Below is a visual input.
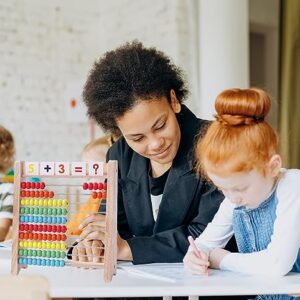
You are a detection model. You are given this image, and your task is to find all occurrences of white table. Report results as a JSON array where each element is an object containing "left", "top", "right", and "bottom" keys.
[{"left": 1, "top": 249, "right": 300, "bottom": 299}]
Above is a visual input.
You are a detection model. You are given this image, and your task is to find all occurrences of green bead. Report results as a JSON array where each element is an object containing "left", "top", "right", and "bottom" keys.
[
  {"left": 60, "top": 252, "right": 66, "bottom": 259},
  {"left": 37, "top": 250, "right": 42, "bottom": 257},
  {"left": 51, "top": 251, "right": 56, "bottom": 258},
  {"left": 32, "top": 250, "right": 37, "bottom": 256},
  {"left": 20, "top": 207, "right": 25, "bottom": 214},
  {"left": 25, "top": 207, "right": 29, "bottom": 214},
  {"left": 30, "top": 207, "right": 34, "bottom": 214},
  {"left": 42, "top": 251, "right": 47, "bottom": 257},
  {"left": 28, "top": 250, "right": 33, "bottom": 256},
  {"left": 23, "top": 249, "right": 28, "bottom": 256},
  {"left": 34, "top": 208, "right": 39, "bottom": 214},
  {"left": 19, "top": 249, "right": 23, "bottom": 256},
  {"left": 62, "top": 209, "right": 67, "bottom": 215},
  {"left": 48, "top": 208, "right": 52, "bottom": 215},
  {"left": 47, "top": 251, "right": 51, "bottom": 258},
  {"left": 52, "top": 208, "right": 57, "bottom": 215},
  {"left": 57, "top": 208, "right": 62, "bottom": 215}
]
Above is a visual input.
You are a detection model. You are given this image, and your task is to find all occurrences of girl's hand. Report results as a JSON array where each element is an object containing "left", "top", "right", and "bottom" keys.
[
  {"left": 183, "top": 251, "right": 210, "bottom": 275},
  {"left": 209, "top": 248, "right": 230, "bottom": 269}
]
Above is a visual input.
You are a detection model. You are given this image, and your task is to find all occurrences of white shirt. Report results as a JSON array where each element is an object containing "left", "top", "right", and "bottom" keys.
[
  {"left": 0, "top": 182, "right": 14, "bottom": 219},
  {"left": 192, "top": 169, "right": 300, "bottom": 276}
]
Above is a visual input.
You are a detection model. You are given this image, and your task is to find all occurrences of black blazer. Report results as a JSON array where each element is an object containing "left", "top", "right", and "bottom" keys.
[{"left": 107, "top": 105, "right": 225, "bottom": 264}]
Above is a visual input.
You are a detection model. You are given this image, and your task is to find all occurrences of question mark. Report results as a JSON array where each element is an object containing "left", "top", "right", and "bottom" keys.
[{"left": 93, "top": 163, "right": 99, "bottom": 175}]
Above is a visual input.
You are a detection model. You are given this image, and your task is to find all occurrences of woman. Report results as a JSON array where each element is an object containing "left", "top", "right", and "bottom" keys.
[{"left": 72, "top": 41, "right": 236, "bottom": 265}]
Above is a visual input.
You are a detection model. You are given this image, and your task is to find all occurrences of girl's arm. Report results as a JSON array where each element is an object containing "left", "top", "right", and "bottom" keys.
[
  {"left": 220, "top": 170, "right": 300, "bottom": 276},
  {"left": 193, "top": 197, "right": 235, "bottom": 255}
]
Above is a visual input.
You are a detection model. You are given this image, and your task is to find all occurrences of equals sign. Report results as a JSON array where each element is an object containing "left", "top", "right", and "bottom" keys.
[{"left": 74, "top": 166, "right": 82, "bottom": 173}]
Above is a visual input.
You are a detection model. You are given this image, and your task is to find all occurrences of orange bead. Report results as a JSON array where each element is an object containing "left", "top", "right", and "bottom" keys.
[
  {"left": 28, "top": 233, "right": 33, "bottom": 240},
  {"left": 30, "top": 191, "right": 35, "bottom": 198},
  {"left": 40, "top": 191, "right": 45, "bottom": 198},
  {"left": 24, "top": 233, "right": 29, "bottom": 240},
  {"left": 92, "top": 192, "right": 97, "bottom": 199},
  {"left": 19, "top": 232, "right": 24, "bottom": 239},
  {"left": 44, "top": 191, "right": 49, "bottom": 198},
  {"left": 97, "top": 192, "right": 102, "bottom": 199},
  {"left": 26, "top": 191, "right": 31, "bottom": 197},
  {"left": 49, "top": 191, "right": 54, "bottom": 198}
]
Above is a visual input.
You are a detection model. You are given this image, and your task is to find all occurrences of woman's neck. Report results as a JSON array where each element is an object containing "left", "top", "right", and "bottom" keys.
[{"left": 150, "top": 160, "right": 172, "bottom": 178}]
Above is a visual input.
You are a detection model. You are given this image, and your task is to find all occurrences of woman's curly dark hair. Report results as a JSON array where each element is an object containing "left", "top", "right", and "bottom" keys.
[{"left": 83, "top": 41, "right": 189, "bottom": 135}]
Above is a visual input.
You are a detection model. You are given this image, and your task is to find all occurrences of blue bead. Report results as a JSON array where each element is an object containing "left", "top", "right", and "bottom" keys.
[
  {"left": 20, "top": 216, "right": 24, "bottom": 222},
  {"left": 59, "top": 260, "right": 65, "bottom": 267},
  {"left": 52, "top": 217, "right": 57, "bottom": 224},
  {"left": 47, "top": 217, "right": 52, "bottom": 223},
  {"left": 32, "top": 258, "right": 37, "bottom": 265},
  {"left": 55, "top": 260, "right": 60, "bottom": 267},
  {"left": 61, "top": 217, "right": 67, "bottom": 224},
  {"left": 46, "top": 260, "right": 51, "bottom": 266},
  {"left": 33, "top": 216, "right": 38, "bottom": 223},
  {"left": 43, "top": 217, "right": 47, "bottom": 223},
  {"left": 24, "top": 216, "right": 29, "bottom": 223},
  {"left": 51, "top": 260, "right": 55, "bottom": 267},
  {"left": 38, "top": 216, "right": 43, "bottom": 223},
  {"left": 36, "top": 259, "right": 41, "bottom": 266},
  {"left": 28, "top": 258, "right": 32, "bottom": 265},
  {"left": 28, "top": 216, "right": 33, "bottom": 223},
  {"left": 41, "top": 259, "right": 46, "bottom": 266}
]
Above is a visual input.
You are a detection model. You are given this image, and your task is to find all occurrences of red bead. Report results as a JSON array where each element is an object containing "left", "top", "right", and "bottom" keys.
[
  {"left": 47, "top": 225, "right": 52, "bottom": 232},
  {"left": 83, "top": 182, "right": 88, "bottom": 190},
  {"left": 40, "top": 182, "right": 45, "bottom": 189},
  {"left": 26, "top": 182, "right": 31, "bottom": 189},
  {"left": 36, "top": 182, "right": 41, "bottom": 189},
  {"left": 61, "top": 226, "right": 67, "bottom": 233},
  {"left": 19, "top": 224, "right": 24, "bottom": 231},
  {"left": 98, "top": 182, "right": 103, "bottom": 190},
  {"left": 42, "top": 225, "right": 47, "bottom": 232},
  {"left": 38, "top": 225, "right": 43, "bottom": 231},
  {"left": 103, "top": 182, "right": 107, "bottom": 190},
  {"left": 94, "top": 183, "right": 99, "bottom": 190},
  {"left": 32, "top": 225, "right": 37, "bottom": 231},
  {"left": 52, "top": 225, "right": 57, "bottom": 232},
  {"left": 21, "top": 182, "right": 26, "bottom": 189},
  {"left": 88, "top": 182, "right": 94, "bottom": 190},
  {"left": 97, "top": 192, "right": 102, "bottom": 199},
  {"left": 49, "top": 191, "right": 54, "bottom": 198},
  {"left": 92, "top": 192, "right": 97, "bottom": 199},
  {"left": 31, "top": 182, "right": 36, "bottom": 189},
  {"left": 24, "top": 224, "right": 29, "bottom": 231}
]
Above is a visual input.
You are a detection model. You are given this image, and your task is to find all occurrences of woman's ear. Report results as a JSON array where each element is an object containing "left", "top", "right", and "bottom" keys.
[
  {"left": 170, "top": 89, "right": 181, "bottom": 113},
  {"left": 267, "top": 154, "right": 282, "bottom": 177}
]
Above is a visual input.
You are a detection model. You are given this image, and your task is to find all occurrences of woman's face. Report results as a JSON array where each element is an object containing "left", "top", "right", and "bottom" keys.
[{"left": 116, "top": 93, "right": 181, "bottom": 167}]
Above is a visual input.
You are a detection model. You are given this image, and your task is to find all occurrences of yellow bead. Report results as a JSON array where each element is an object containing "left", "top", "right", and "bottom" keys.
[
  {"left": 21, "top": 199, "right": 25, "bottom": 206},
  {"left": 57, "top": 199, "right": 62, "bottom": 206},
  {"left": 43, "top": 199, "right": 48, "bottom": 206},
  {"left": 48, "top": 200, "right": 52, "bottom": 207},
  {"left": 38, "top": 199, "right": 43, "bottom": 206},
  {"left": 32, "top": 242, "right": 37, "bottom": 248},
  {"left": 19, "top": 241, "right": 24, "bottom": 248},
  {"left": 34, "top": 199, "right": 38, "bottom": 206},
  {"left": 37, "top": 242, "right": 42, "bottom": 249},
  {"left": 28, "top": 241, "right": 33, "bottom": 248},
  {"left": 53, "top": 199, "right": 57, "bottom": 207}
]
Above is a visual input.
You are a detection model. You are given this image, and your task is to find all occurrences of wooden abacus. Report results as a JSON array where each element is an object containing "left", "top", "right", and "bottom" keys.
[{"left": 11, "top": 160, "right": 118, "bottom": 283}]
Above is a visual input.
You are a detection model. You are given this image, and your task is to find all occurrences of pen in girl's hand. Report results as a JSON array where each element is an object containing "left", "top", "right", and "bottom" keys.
[{"left": 188, "top": 236, "right": 209, "bottom": 276}]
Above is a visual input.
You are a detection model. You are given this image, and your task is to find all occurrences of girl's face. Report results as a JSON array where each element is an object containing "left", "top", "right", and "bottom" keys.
[
  {"left": 116, "top": 92, "right": 181, "bottom": 168},
  {"left": 207, "top": 167, "right": 279, "bottom": 209}
]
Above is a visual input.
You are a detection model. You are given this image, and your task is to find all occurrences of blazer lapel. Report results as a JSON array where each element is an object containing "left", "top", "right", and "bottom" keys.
[{"left": 121, "top": 152, "right": 155, "bottom": 235}]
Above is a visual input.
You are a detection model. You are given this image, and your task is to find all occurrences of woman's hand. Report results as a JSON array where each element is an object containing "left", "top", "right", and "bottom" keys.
[
  {"left": 209, "top": 248, "right": 230, "bottom": 269},
  {"left": 183, "top": 250, "right": 210, "bottom": 275},
  {"left": 71, "top": 213, "right": 133, "bottom": 263}
]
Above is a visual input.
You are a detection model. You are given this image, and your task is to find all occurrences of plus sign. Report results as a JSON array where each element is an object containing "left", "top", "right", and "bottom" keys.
[{"left": 44, "top": 165, "right": 51, "bottom": 173}]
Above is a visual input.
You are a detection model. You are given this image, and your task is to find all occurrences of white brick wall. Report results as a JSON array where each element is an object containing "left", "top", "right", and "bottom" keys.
[{"left": 0, "top": 0, "right": 198, "bottom": 161}]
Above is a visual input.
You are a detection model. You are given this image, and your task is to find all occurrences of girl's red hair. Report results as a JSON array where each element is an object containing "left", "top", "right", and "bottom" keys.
[{"left": 196, "top": 88, "right": 279, "bottom": 177}]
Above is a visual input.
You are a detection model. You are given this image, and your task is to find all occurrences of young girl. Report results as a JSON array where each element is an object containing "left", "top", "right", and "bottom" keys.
[{"left": 183, "top": 88, "right": 300, "bottom": 299}]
